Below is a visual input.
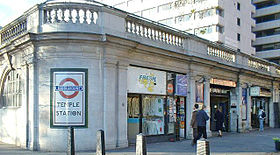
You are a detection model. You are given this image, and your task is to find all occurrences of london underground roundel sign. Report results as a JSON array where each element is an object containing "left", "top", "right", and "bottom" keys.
[
  {"left": 51, "top": 69, "right": 88, "bottom": 127},
  {"left": 57, "top": 78, "right": 83, "bottom": 99}
]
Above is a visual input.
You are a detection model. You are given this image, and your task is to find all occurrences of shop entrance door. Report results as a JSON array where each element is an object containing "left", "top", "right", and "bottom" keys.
[
  {"left": 210, "top": 96, "right": 230, "bottom": 132},
  {"left": 251, "top": 97, "right": 270, "bottom": 128}
]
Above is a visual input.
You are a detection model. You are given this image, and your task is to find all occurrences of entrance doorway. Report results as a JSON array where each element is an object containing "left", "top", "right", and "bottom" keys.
[
  {"left": 251, "top": 97, "right": 270, "bottom": 128},
  {"left": 210, "top": 94, "right": 230, "bottom": 132}
]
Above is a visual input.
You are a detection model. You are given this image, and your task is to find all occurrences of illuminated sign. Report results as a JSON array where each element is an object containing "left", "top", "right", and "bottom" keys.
[{"left": 210, "top": 78, "right": 236, "bottom": 87}]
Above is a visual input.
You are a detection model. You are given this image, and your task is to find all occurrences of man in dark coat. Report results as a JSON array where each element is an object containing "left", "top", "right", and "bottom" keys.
[
  {"left": 190, "top": 104, "right": 199, "bottom": 145},
  {"left": 214, "top": 108, "right": 224, "bottom": 137},
  {"left": 194, "top": 105, "right": 209, "bottom": 143}
]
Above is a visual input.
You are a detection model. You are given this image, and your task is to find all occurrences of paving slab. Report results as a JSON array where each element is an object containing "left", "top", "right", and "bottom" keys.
[{"left": 0, "top": 128, "right": 279, "bottom": 155}]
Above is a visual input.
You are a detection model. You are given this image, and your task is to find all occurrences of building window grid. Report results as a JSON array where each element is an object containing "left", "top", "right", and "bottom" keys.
[
  {"left": 255, "top": 1, "right": 280, "bottom": 9},
  {"left": 175, "top": 13, "right": 192, "bottom": 24},
  {"left": 255, "top": 42, "right": 280, "bottom": 52},
  {"left": 194, "top": 25, "right": 214, "bottom": 35},
  {"left": 173, "top": 0, "right": 207, "bottom": 8},
  {"left": 142, "top": 7, "right": 157, "bottom": 18},
  {"left": 158, "top": 3, "right": 172, "bottom": 13},
  {"left": 255, "top": 28, "right": 280, "bottom": 38},
  {"left": 237, "top": 33, "right": 241, "bottom": 41},
  {"left": 195, "top": 8, "right": 216, "bottom": 20},
  {"left": 237, "top": 2, "right": 240, "bottom": 10},
  {"left": 237, "top": 18, "right": 240, "bottom": 26},
  {"left": 159, "top": 18, "right": 174, "bottom": 25},
  {"left": 1, "top": 70, "right": 22, "bottom": 108},
  {"left": 255, "top": 13, "right": 280, "bottom": 24},
  {"left": 194, "top": 25, "right": 223, "bottom": 35}
]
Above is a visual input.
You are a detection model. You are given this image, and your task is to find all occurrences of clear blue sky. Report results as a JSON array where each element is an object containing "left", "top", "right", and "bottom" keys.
[{"left": 0, "top": 0, "right": 45, "bottom": 27}]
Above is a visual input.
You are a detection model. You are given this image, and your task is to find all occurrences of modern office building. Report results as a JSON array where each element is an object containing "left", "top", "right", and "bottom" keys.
[
  {"left": 97, "top": 0, "right": 256, "bottom": 55},
  {"left": 253, "top": 0, "right": 280, "bottom": 64}
]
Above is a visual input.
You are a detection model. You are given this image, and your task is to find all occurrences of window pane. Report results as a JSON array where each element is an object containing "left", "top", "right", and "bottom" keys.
[
  {"left": 142, "top": 95, "right": 165, "bottom": 135},
  {"left": 1, "top": 70, "right": 22, "bottom": 108}
]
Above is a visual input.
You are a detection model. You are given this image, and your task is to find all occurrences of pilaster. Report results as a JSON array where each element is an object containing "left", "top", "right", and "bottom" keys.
[
  {"left": 103, "top": 60, "right": 118, "bottom": 149},
  {"left": 203, "top": 76, "right": 211, "bottom": 136},
  {"left": 236, "top": 81, "right": 243, "bottom": 132},
  {"left": 246, "top": 85, "right": 252, "bottom": 130},
  {"left": 186, "top": 72, "right": 196, "bottom": 138},
  {"left": 116, "top": 61, "right": 128, "bottom": 148},
  {"left": 269, "top": 81, "right": 278, "bottom": 128}
]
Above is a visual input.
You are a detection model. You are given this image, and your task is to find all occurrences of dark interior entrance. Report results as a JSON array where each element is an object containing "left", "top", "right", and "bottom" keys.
[
  {"left": 210, "top": 93, "right": 230, "bottom": 132},
  {"left": 251, "top": 97, "right": 270, "bottom": 128}
]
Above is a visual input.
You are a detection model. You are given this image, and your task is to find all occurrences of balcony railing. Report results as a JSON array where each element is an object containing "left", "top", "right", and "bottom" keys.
[
  {"left": 126, "top": 18, "right": 183, "bottom": 47},
  {"left": 207, "top": 46, "right": 235, "bottom": 62},
  {"left": 0, "top": 18, "right": 27, "bottom": 44},
  {"left": 248, "top": 58, "right": 270, "bottom": 72},
  {"left": 43, "top": 5, "right": 99, "bottom": 25}
]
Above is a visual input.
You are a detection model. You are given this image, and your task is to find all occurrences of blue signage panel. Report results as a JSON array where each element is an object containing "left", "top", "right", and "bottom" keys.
[{"left": 175, "top": 75, "right": 187, "bottom": 96}]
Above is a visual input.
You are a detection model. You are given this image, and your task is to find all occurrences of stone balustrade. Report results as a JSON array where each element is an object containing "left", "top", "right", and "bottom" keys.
[
  {"left": 0, "top": 18, "right": 27, "bottom": 44},
  {"left": 126, "top": 18, "right": 183, "bottom": 47},
  {"left": 207, "top": 46, "right": 235, "bottom": 62},
  {"left": 0, "top": 0, "right": 280, "bottom": 77},
  {"left": 248, "top": 58, "right": 270, "bottom": 72},
  {"left": 43, "top": 6, "right": 98, "bottom": 25}
]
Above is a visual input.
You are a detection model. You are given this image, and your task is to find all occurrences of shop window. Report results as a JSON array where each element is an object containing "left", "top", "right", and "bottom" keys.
[
  {"left": 142, "top": 95, "right": 165, "bottom": 135},
  {"left": 167, "top": 97, "right": 176, "bottom": 134},
  {"left": 1, "top": 70, "right": 23, "bottom": 108}
]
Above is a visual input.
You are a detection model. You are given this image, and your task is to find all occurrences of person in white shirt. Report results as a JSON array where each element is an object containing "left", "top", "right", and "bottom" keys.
[{"left": 258, "top": 106, "right": 265, "bottom": 132}]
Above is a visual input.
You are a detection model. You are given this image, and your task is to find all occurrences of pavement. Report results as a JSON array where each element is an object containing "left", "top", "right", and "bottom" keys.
[{"left": 0, "top": 128, "right": 279, "bottom": 155}]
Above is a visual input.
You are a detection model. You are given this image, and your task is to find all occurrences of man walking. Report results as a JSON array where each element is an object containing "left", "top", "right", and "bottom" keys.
[
  {"left": 190, "top": 104, "right": 199, "bottom": 145},
  {"left": 194, "top": 105, "right": 209, "bottom": 143}
]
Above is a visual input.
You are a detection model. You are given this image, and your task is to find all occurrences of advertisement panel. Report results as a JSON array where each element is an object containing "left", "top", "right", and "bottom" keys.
[
  {"left": 50, "top": 68, "right": 88, "bottom": 127},
  {"left": 127, "top": 66, "right": 166, "bottom": 95},
  {"left": 242, "top": 88, "right": 247, "bottom": 120},
  {"left": 175, "top": 74, "right": 188, "bottom": 96},
  {"left": 196, "top": 82, "right": 204, "bottom": 103}
]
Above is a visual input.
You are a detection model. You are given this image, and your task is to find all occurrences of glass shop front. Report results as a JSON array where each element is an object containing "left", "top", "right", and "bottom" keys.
[{"left": 127, "top": 66, "right": 187, "bottom": 143}]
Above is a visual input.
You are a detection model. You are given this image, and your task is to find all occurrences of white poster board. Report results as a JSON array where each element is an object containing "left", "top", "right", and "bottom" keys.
[
  {"left": 127, "top": 66, "right": 166, "bottom": 95},
  {"left": 51, "top": 69, "right": 87, "bottom": 127}
]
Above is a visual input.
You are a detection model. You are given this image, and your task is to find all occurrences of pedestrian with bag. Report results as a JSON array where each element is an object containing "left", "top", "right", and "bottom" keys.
[
  {"left": 258, "top": 106, "right": 266, "bottom": 132},
  {"left": 214, "top": 108, "right": 224, "bottom": 137},
  {"left": 194, "top": 105, "right": 209, "bottom": 143},
  {"left": 190, "top": 104, "right": 199, "bottom": 146}
]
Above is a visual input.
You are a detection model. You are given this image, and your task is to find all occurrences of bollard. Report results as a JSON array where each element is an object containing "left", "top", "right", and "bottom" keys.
[
  {"left": 136, "top": 133, "right": 147, "bottom": 155},
  {"left": 67, "top": 127, "right": 75, "bottom": 155},
  {"left": 96, "top": 130, "right": 105, "bottom": 155},
  {"left": 196, "top": 139, "right": 210, "bottom": 155}
]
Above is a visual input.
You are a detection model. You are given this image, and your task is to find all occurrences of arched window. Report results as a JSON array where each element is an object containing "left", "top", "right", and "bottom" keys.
[{"left": 1, "top": 70, "right": 22, "bottom": 108}]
